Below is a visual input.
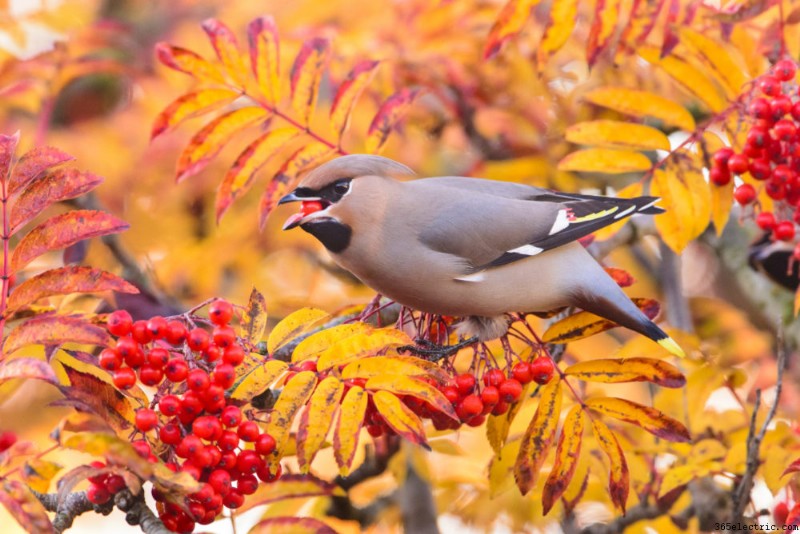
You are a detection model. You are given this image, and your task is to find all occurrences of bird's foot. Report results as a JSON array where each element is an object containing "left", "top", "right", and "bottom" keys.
[{"left": 399, "top": 336, "right": 479, "bottom": 362}]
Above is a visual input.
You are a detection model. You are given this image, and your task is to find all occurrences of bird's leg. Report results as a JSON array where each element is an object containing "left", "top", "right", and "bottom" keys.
[{"left": 399, "top": 336, "right": 479, "bottom": 362}]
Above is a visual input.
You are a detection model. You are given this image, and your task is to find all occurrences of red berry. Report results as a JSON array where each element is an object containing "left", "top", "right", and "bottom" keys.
[
  {"left": 727, "top": 154, "right": 749, "bottom": 174},
  {"left": 104, "top": 474, "right": 126, "bottom": 494},
  {"left": 98, "top": 348, "right": 123, "bottom": 371},
  {"left": 498, "top": 379, "right": 523, "bottom": 402},
  {"left": 237, "top": 421, "right": 259, "bottom": 442},
  {"left": 480, "top": 386, "right": 500, "bottom": 406},
  {"left": 159, "top": 423, "right": 182, "bottom": 445},
  {"left": 209, "top": 300, "right": 234, "bottom": 325},
  {"left": 236, "top": 450, "right": 262, "bottom": 473},
  {"left": 734, "top": 183, "right": 757, "bottom": 205},
  {"left": 759, "top": 75, "right": 781, "bottom": 96},
  {"left": 491, "top": 400, "right": 509, "bottom": 415},
  {"left": 223, "top": 489, "right": 244, "bottom": 509},
  {"left": 88, "top": 461, "right": 107, "bottom": 484},
  {"left": 116, "top": 336, "right": 140, "bottom": 360},
  {"left": 749, "top": 158, "right": 772, "bottom": 180},
  {"left": 187, "top": 328, "right": 211, "bottom": 352},
  {"left": 709, "top": 166, "right": 731, "bottom": 186},
  {"left": 146, "top": 316, "right": 167, "bottom": 339},
  {"left": 187, "top": 369, "right": 210, "bottom": 391},
  {"left": 774, "top": 119, "right": 797, "bottom": 141},
  {"left": 135, "top": 408, "right": 158, "bottom": 432},
  {"left": 87, "top": 483, "right": 111, "bottom": 505},
  {"left": 165, "top": 320, "right": 187, "bottom": 345},
  {"left": 775, "top": 221, "right": 796, "bottom": 241},
  {"left": 466, "top": 414, "right": 485, "bottom": 427},
  {"left": 237, "top": 473, "right": 258, "bottom": 495},
  {"left": 178, "top": 435, "right": 203, "bottom": 459},
  {"left": 511, "top": 362, "right": 532, "bottom": 384},
  {"left": 530, "top": 357, "right": 555, "bottom": 385},
  {"left": 746, "top": 127, "right": 770, "bottom": 149},
  {"left": 774, "top": 58, "right": 797, "bottom": 81},
  {"left": 107, "top": 310, "right": 132, "bottom": 337},
  {"left": 220, "top": 406, "right": 242, "bottom": 428},
  {"left": 712, "top": 147, "right": 734, "bottom": 167},
  {"left": 442, "top": 386, "right": 459, "bottom": 404},
  {"left": 255, "top": 433, "right": 276, "bottom": 456},
  {"left": 0, "top": 431, "right": 17, "bottom": 452},
  {"left": 748, "top": 98, "right": 771, "bottom": 119},
  {"left": 159, "top": 395, "right": 180, "bottom": 416},
  {"left": 193, "top": 416, "right": 223, "bottom": 441},
  {"left": 179, "top": 392, "right": 204, "bottom": 422},
  {"left": 112, "top": 368, "right": 136, "bottom": 390},
  {"left": 131, "top": 320, "right": 153, "bottom": 344},
  {"left": 459, "top": 394, "right": 483, "bottom": 419},
  {"left": 482, "top": 368, "right": 505, "bottom": 387},
  {"left": 138, "top": 365, "right": 164, "bottom": 387},
  {"left": 217, "top": 431, "right": 239, "bottom": 452},
  {"left": 222, "top": 345, "right": 245, "bottom": 366},
  {"left": 756, "top": 212, "right": 777, "bottom": 230},
  {"left": 213, "top": 364, "right": 236, "bottom": 389},
  {"left": 164, "top": 358, "right": 189, "bottom": 383},
  {"left": 774, "top": 501, "right": 790, "bottom": 525},
  {"left": 455, "top": 373, "right": 476, "bottom": 394},
  {"left": 771, "top": 96, "right": 792, "bottom": 119},
  {"left": 208, "top": 469, "right": 231, "bottom": 497},
  {"left": 297, "top": 360, "right": 317, "bottom": 372},
  {"left": 766, "top": 181, "right": 786, "bottom": 200},
  {"left": 204, "top": 345, "right": 221, "bottom": 362},
  {"left": 201, "top": 385, "right": 225, "bottom": 411},
  {"left": 792, "top": 101, "right": 800, "bottom": 122},
  {"left": 212, "top": 326, "right": 236, "bottom": 348},
  {"left": 146, "top": 347, "right": 170, "bottom": 368},
  {"left": 131, "top": 439, "right": 150, "bottom": 458}
]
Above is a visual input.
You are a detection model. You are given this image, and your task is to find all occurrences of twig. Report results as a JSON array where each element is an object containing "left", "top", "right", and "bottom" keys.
[
  {"left": 397, "top": 459, "right": 440, "bottom": 534},
  {"left": 658, "top": 241, "right": 694, "bottom": 333},
  {"left": 732, "top": 324, "right": 788, "bottom": 520},
  {"left": 580, "top": 501, "right": 663, "bottom": 534},
  {"left": 33, "top": 490, "right": 96, "bottom": 534}
]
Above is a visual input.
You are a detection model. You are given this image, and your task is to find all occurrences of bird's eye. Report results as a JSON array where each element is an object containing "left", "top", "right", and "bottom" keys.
[{"left": 333, "top": 180, "right": 350, "bottom": 196}]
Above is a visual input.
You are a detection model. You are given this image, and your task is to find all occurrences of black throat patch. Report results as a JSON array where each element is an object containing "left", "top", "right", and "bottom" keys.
[{"left": 301, "top": 219, "right": 352, "bottom": 253}]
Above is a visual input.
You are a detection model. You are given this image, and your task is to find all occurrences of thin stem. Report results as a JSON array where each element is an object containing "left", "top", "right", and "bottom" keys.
[{"left": 0, "top": 155, "right": 9, "bottom": 343}]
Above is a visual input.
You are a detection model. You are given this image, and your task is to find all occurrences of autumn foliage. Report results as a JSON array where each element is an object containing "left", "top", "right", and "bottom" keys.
[{"left": 0, "top": 1, "right": 800, "bottom": 533}]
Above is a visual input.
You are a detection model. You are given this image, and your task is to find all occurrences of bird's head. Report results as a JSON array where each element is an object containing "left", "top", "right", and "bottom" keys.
[{"left": 278, "top": 154, "right": 412, "bottom": 252}]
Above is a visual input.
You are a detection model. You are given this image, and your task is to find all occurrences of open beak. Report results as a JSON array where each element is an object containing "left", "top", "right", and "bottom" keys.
[
  {"left": 278, "top": 191, "right": 304, "bottom": 205},
  {"left": 281, "top": 191, "right": 328, "bottom": 230}
]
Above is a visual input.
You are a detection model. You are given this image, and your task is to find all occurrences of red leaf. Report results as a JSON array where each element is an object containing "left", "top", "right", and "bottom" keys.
[
  {"left": 3, "top": 315, "right": 111, "bottom": 355},
  {"left": 151, "top": 89, "right": 241, "bottom": 140},
  {"left": 365, "top": 88, "right": 422, "bottom": 154},
  {"left": 10, "top": 168, "right": 103, "bottom": 234},
  {"left": 154, "top": 43, "right": 226, "bottom": 83},
  {"left": 660, "top": 0, "right": 680, "bottom": 58},
  {"left": 330, "top": 60, "right": 380, "bottom": 141},
  {"left": 0, "top": 479, "right": 54, "bottom": 534},
  {"left": 0, "top": 358, "right": 57, "bottom": 386},
  {"left": 11, "top": 210, "right": 129, "bottom": 272},
  {"left": 586, "top": 0, "right": 622, "bottom": 66},
  {"left": 782, "top": 457, "right": 800, "bottom": 478},
  {"left": 290, "top": 38, "right": 331, "bottom": 127},
  {"left": 0, "top": 132, "right": 20, "bottom": 184},
  {"left": 201, "top": 18, "right": 247, "bottom": 86},
  {"left": 619, "top": 0, "right": 667, "bottom": 49},
  {"left": 7, "top": 267, "right": 137, "bottom": 314},
  {"left": 9, "top": 146, "right": 73, "bottom": 194},
  {"left": 248, "top": 16, "right": 281, "bottom": 105}
]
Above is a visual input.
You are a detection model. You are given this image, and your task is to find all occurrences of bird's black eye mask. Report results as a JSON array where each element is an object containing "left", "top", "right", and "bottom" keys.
[{"left": 294, "top": 178, "right": 352, "bottom": 205}]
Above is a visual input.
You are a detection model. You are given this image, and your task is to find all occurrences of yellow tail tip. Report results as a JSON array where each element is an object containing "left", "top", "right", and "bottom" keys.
[{"left": 658, "top": 336, "right": 685, "bottom": 358}]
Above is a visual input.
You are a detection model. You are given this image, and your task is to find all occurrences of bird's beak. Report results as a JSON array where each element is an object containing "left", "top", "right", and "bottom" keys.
[
  {"left": 278, "top": 191, "right": 303, "bottom": 205},
  {"left": 281, "top": 191, "right": 328, "bottom": 230}
]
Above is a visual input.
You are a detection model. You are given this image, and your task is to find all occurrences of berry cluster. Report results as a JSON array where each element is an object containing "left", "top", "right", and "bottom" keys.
[
  {"left": 85, "top": 460, "right": 127, "bottom": 506},
  {"left": 711, "top": 58, "right": 800, "bottom": 246},
  {"left": 100, "top": 301, "right": 278, "bottom": 533}
]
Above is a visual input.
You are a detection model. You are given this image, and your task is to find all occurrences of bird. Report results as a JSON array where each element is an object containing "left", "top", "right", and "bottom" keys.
[
  {"left": 278, "top": 154, "right": 685, "bottom": 357},
  {"left": 748, "top": 232, "right": 800, "bottom": 291}
]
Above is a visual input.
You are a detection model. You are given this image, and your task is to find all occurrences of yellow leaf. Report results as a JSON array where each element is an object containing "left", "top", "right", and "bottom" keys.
[
  {"left": 680, "top": 27, "right": 748, "bottom": 99},
  {"left": 486, "top": 382, "right": 530, "bottom": 454},
  {"left": 247, "top": 16, "right": 281, "bottom": 105},
  {"left": 21, "top": 459, "right": 62, "bottom": 493},
  {"left": 291, "top": 323, "right": 373, "bottom": 363},
  {"left": 583, "top": 87, "right": 695, "bottom": 131},
  {"left": 151, "top": 88, "right": 240, "bottom": 139},
  {"left": 238, "top": 474, "right": 342, "bottom": 514},
  {"left": 290, "top": 38, "right": 330, "bottom": 127},
  {"left": 691, "top": 439, "right": 728, "bottom": 463},
  {"left": 586, "top": 0, "right": 621, "bottom": 66},
  {"left": 639, "top": 46, "right": 726, "bottom": 113},
  {"left": 238, "top": 288, "right": 268, "bottom": 344},
  {"left": 231, "top": 359, "right": 288, "bottom": 402},
  {"left": 589, "top": 418, "right": 629, "bottom": 512},
  {"left": 267, "top": 308, "right": 330, "bottom": 356},
  {"left": 265, "top": 371, "right": 319, "bottom": 467},
  {"left": 334, "top": 386, "right": 368, "bottom": 476},
  {"left": 330, "top": 60, "right": 380, "bottom": 140},
  {"left": 372, "top": 390, "right": 428, "bottom": 448},
  {"left": 585, "top": 397, "right": 691, "bottom": 442},
  {"left": 651, "top": 167, "right": 711, "bottom": 253},
  {"left": 318, "top": 329, "right": 412, "bottom": 371},
  {"left": 658, "top": 463, "right": 706, "bottom": 498},
  {"left": 484, "top": 0, "right": 542, "bottom": 59},
  {"left": 537, "top": 0, "right": 579, "bottom": 65},
  {"left": 795, "top": 286, "right": 800, "bottom": 317},
  {"left": 542, "top": 298, "right": 660, "bottom": 344},
  {"left": 340, "top": 355, "right": 427, "bottom": 380},
  {"left": 711, "top": 177, "right": 734, "bottom": 236},
  {"left": 201, "top": 19, "right": 247, "bottom": 86},
  {"left": 297, "top": 377, "right": 344, "bottom": 472},
  {"left": 565, "top": 120, "right": 671, "bottom": 151},
  {"left": 365, "top": 374, "right": 457, "bottom": 421},
  {"left": 489, "top": 438, "right": 522, "bottom": 497},
  {"left": 542, "top": 405, "right": 586, "bottom": 514},
  {"left": 513, "top": 376, "right": 562, "bottom": 495},
  {"left": 250, "top": 517, "right": 338, "bottom": 533},
  {"left": 565, "top": 357, "right": 685, "bottom": 388},
  {"left": 557, "top": 148, "right": 652, "bottom": 174}
]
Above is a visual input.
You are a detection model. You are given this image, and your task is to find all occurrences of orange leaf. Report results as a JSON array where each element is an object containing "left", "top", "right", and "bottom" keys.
[
  {"left": 565, "top": 120, "right": 670, "bottom": 151},
  {"left": 586, "top": 0, "right": 621, "bottom": 66},
  {"left": 604, "top": 267, "right": 635, "bottom": 288},
  {"left": 151, "top": 89, "right": 241, "bottom": 139},
  {"left": 585, "top": 397, "right": 691, "bottom": 442},
  {"left": 11, "top": 210, "right": 129, "bottom": 272},
  {"left": 639, "top": 46, "right": 726, "bottom": 113},
  {"left": 248, "top": 16, "right": 281, "bottom": 105},
  {"left": 618, "top": 0, "right": 667, "bottom": 50},
  {"left": 297, "top": 376, "right": 344, "bottom": 472},
  {"left": 330, "top": 60, "right": 380, "bottom": 140},
  {"left": 537, "top": 0, "right": 579, "bottom": 65},
  {"left": 589, "top": 418, "right": 629, "bottom": 512},
  {"left": 176, "top": 106, "right": 269, "bottom": 182},
  {"left": 250, "top": 517, "right": 337, "bottom": 534},
  {"left": 583, "top": 87, "right": 695, "bottom": 131},
  {"left": 542, "top": 298, "right": 660, "bottom": 343},
  {"left": 216, "top": 127, "right": 301, "bottom": 222},
  {"left": 365, "top": 374, "right": 458, "bottom": 421},
  {"left": 10, "top": 169, "right": 104, "bottom": 234},
  {"left": 154, "top": 43, "right": 226, "bottom": 83},
  {"left": 365, "top": 88, "right": 422, "bottom": 154},
  {"left": 290, "top": 38, "right": 330, "bottom": 127},
  {"left": 7, "top": 267, "right": 137, "bottom": 314},
  {"left": 0, "top": 358, "right": 57, "bottom": 386},
  {"left": 0, "top": 479, "right": 54, "bottom": 534},
  {"left": 565, "top": 358, "right": 685, "bottom": 388},
  {"left": 57, "top": 363, "right": 142, "bottom": 432},
  {"left": 514, "top": 376, "right": 562, "bottom": 495},
  {"left": 542, "top": 405, "right": 586, "bottom": 514},
  {"left": 558, "top": 148, "right": 652, "bottom": 174},
  {"left": 201, "top": 18, "right": 247, "bottom": 86},
  {"left": 265, "top": 371, "right": 318, "bottom": 462},
  {"left": 483, "top": 0, "right": 540, "bottom": 59},
  {"left": 239, "top": 474, "right": 342, "bottom": 514},
  {"left": 651, "top": 167, "right": 711, "bottom": 253},
  {"left": 372, "top": 390, "right": 428, "bottom": 448},
  {"left": 239, "top": 288, "right": 268, "bottom": 344},
  {"left": 0, "top": 133, "right": 19, "bottom": 182},
  {"left": 9, "top": 145, "right": 72, "bottom": 194},
  {"left": 334, "top": 385, "right": 368, "bottom": 475},
  {"left": 259, "top": 142, "right": 334, "bottom": 227},
  {"left": 3, "top": 314, "right": 111, "bottom": 355}
]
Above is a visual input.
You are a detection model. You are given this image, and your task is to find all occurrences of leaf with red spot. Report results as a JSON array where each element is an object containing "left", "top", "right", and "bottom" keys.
[
  {"left": 0, "top": 133, "right": 18, "bottom": 183},
  {"left": 290, "top": 38, "right": 331, "bottom": 127},
  {"left": 565, "top": 358, "right": 686, "bottom": 388},
  {"left": 334, "top": 386, "right": 367, "bottom": 476},
  {"left": 11, "top": 210, "right": 129, "bottom": 272},
  {"left": 259, "top": 142, "right": 333, "bottom": 227},
  {"left": 0, "top": 479, "right": 54, "bottom": 534},
  {"left": 542, "top": 405, "right": 586, "bottom": 514},
  {"left": 604, "top": 267, "right": 635, "bottom": 287},
  {"left": 484, "top": 0, "right": 540, "bottom": 59},
  {"left": 297, "top": 376, "right": 344, "bottom": 472},
  {"left": 175, "top": 107, "right": 269, "bottom": 183},
  {"left": 9, "top": 146, "right": 73, "bottom": 194},
  {"left": 590, "top": 418, "right": 629, "bottom": 512},
  {"left": 201, "top": 18, "right": 247, "bottom": 86},
  {"left": 330, "top": 60, "right": 380, "bottom": 141},
  {"left": 250, "top": 517, "right": 337, "bottom": 534},
  {"left": 6, "top": 267, "right": 137, "bottom": 314},
  {"left": 248, "top": 16, "right": 281, "bottom": 105},
  {"left": 661, "top": 0, "right": 680, "bottom": 57},
  {"left": 514, "top": 376, "right": 562, "bottom": 494},
  {"left": 3, "top": 315, "right": 111, "bottom": 355},
  {"left": 586, "top": 397, "right": 691, "bottom": 442},
  {"left": 365, "top": 88, "right": 421, "bottom": 154},
  {"left": 216, "top": 127, "right": 301, "bottom": 222},
  {"left": 151, "top": 89, "right": 241, "bottom": 140},
  {"left": 372, "top": 390, "right": 429, "bottom": 448},
  {"left": 586, "top": 0, "right": 621, "bottom": 66},
  {"left": 619, "top": 0, "right": 667, "bottom": 49},
  {"left": 542, "top": 298, "right": 660, "bottom": 344},
  {"left": 154, "top": 43, "right": 226, "bottom": 83},
  {"left": 0, "top": 358, "right": 58, "bottom": 387},
  {"left": 10, "top": 169, "right": 104, "bottom": 234},
  {"left": 537, "top": 0, "right": 579, "bottom": 65},
  {"left": 239, "top": 474, "right": 343, "bottom": 514}
]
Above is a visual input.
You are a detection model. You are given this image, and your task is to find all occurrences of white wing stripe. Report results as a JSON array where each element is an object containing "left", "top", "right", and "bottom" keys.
[
  {"left": 508, "top": 244, "right": 544, "bottom": 256},
  {"left": 613, "top": 205, "right": 636, "bottom": 219},
  {"left": 549, "top": 209, "right": 570, "bottom": 235}
]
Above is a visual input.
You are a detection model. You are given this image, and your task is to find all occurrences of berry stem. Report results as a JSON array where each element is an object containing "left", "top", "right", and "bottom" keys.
[{"left": 0, "top": 150, "right": 12, "bottom": 341}]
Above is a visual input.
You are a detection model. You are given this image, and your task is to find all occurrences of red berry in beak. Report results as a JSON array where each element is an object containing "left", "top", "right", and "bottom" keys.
[{"left": 301, "top": 200, "right": 324, "bottom": 216}]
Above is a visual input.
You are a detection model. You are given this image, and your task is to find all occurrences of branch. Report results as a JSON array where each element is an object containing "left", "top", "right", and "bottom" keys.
[
  {"left": 33, "top": 490, "right": 96, "bottom": 534},
  {"left": 580, "top": 501, "right": 664, "bottom": 534},
  {"left": 658, "top": 241, "right": 694, "bottom": 333},
  {"left": 397, "top": 459, "right": 440, "bottom": 534}
]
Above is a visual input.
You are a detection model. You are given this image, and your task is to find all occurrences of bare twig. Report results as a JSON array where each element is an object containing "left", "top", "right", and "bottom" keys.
[
  {"left": 33, "top": 490, "right": 96, "bottom": 534},
  {"left": 658, "top": 241, "right": 694, "bottom": 333},
  {"left": 580, "top": 501, "right": 663, "bottom": 534},
  {"left": 397, "top": 459, "right": 440, "bottom": 534}
]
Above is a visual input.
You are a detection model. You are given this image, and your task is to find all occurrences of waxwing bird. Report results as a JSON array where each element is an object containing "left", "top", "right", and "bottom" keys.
[{"left": 279, "top": 154, "right": 685, "bottom": 357}]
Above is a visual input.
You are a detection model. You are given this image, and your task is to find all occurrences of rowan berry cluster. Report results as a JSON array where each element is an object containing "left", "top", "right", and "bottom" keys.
[
  {"left": 96, "top": 301, "right": 278, "bottom": 533},
  {"left": 711, "top": 58, "right": 800, "bottom": 246}
]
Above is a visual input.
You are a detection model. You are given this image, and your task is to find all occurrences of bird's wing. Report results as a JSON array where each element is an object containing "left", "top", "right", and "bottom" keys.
[
  {"left": 417, "top": 176, "right": 552, "bottom": 199},
  {"left": 416, "top": 184, "right": 663, "bottom": 280}
]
